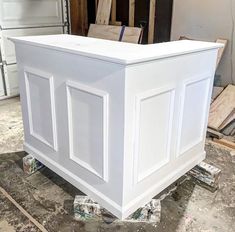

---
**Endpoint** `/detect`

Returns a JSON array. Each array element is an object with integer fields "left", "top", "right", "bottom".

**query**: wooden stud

[
  {"left": 111, "top": 0, "right": 117, "bottom": 23},
  {"left": 129, "top": 0, "right": 135, "bottom": 27},
  {"left": 148, "top": 0, "right": 156, "bottom": 44},
  {"left": 70, "top": 0, "right": 88, "bottom": 36},
  {"left": 95, "top": 0, "right": 99, "bottom": 15}
]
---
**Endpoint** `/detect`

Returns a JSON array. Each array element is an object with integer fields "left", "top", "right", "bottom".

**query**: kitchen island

[{"left": 11, "top": 35, "right": 221, "bottom": 219}]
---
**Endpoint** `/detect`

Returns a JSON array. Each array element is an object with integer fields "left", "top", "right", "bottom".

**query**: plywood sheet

[
  {"left": 208, "top": 84, "right": 235, "bottom": 130},
  {"left": 122, "top": 27, "right": 142, "bottom": 44},
  {"left": 95, "top": 0, "right": 112, "bottom": 25},
  {"left": 88, "top": 24, "right": 142, "bottom": 44},
  {"left": 88, "top": 24, "right": 120, "bottom": 41}
]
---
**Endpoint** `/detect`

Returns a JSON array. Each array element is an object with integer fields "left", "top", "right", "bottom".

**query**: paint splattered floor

[{"left": 0, "top": 97, "right": 235, "bottom": 232}]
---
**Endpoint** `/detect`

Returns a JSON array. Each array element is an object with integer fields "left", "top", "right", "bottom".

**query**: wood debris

[
  {"left": 207, "top": 83, "right": 235, "bottom": 149},
  {"left": 208, "top": 84, "right": 235, "bottom": 140}
]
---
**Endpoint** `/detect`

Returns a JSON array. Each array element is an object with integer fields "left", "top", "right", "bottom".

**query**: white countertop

[{"left": 10, "top": 34, "right": 222, "bottom": 65}]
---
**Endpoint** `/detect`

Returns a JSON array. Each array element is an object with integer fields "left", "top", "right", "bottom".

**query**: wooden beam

[
  {"left": 111, "top": 0, "right": 116, "bottom": 23},
  {"left": 95, "top": 0, "right": 112, "bottom": 25},
  {"left": 148, "top": 0, "right": 156, "bottom": 44},
  {"left": 95, "top": 0, "right": 99, "bottom": 15},
  {"left": 213, "top": 138, "right": 235, "bottom": 150},
  {"left": 129, "top": 0, "right": 135, "bottom": 27},
  {"left": 207, "top": 128, "right": 223, "bottom": 139},
  {"left": 70, "top": 0, "right": 88, "bottom": 36}
]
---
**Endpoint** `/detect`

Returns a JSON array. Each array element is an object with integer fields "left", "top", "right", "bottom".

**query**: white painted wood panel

[
  {"left": 177, "top": 75, "right": 211, "bottom": 156},
  {"left": 24, "top": 67, "right": 57, "bottom": 151},
  {"left": 0, "top": 0, "right": 64, "bottom": 29},
  {"left": 11, "top": 35, "right": 221, "bottom": 219},
  {"left": 66, "top": 81, "right": 109, "bottom": 181},
  {"left": 133, "top": 87, "right": 175, "bottom": 183}
]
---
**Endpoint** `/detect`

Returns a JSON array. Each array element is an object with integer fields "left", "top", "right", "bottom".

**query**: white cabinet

[{"left": 11, "top": 35, "right": 221, "bottom": 219}]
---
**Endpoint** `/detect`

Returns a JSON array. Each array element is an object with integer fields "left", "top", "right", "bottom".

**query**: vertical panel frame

[
  {"left": 24, "top": 66, "right": 58, "bottom": 151},
  {"left": 133, "top": 85, "right": 175, "bottom": 184},
  {"left": 176, "top": 73, "right": 212, "bottom": 156},
  {"left": 66, "top": 80, "right": 109, "bottom": 182}
]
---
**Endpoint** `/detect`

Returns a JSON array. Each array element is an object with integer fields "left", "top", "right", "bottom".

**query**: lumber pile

[
  {"left": 90, "top": 0, "right": 157, "bottom": 44},
  {"left": 208, "top": 85, "right": 235, "bottom": 135},
  {"left": 205, "top": 37, "right": 235, "bottom": 148},
  {"left": 89, "top": 0, "right": 143, "bottom": 44},
  {"left": 207, "top": 84, "right": 235, "bottom": 148}
]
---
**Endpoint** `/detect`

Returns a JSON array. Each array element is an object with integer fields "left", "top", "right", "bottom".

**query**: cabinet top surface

[{"left": 10, "top": 34, "right": 222, "bottom": 65}]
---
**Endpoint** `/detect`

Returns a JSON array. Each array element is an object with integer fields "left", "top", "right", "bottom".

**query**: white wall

[{"left": 171, "top": 0, "right": 235, "bottom": 86}]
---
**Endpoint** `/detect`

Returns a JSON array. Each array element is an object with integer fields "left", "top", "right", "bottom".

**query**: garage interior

[{"left": 0, "top": 0, "right": 234, "bottom": 232}]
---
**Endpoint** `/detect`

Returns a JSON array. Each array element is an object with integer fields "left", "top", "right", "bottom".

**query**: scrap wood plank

[
  {"left": 216, "top": 39, "right": 228, "bottom": 69},
  {"left": 121, "top": 26, "right": 142, "bottom": 44},
  {"left": 95, "top": 0, "right": 112, "bottom": 25},
  {"left": 221, "top": 119, "right": 235, "bottom": 136},
  {"left": 207, "top": 128, "right": 223, "bottom": 139},
  {"left": 211, "top": 86, "right": 224, "bottom": 102},
  {"left": 129, "top": 0, "right": 135, "bottom": 27},
  {"left": 88, "top": 24, "right": 142, "bottom": 44},
  {"left": 218, "top": 108, "right": 235, "bottom": 131},
  {"left": 88, "top": 24, "right": 120, "bottom": 41},
  {"left": 109, "top": 21, "right": 122, "bottom": 26},
  {"left": 208, "top": 84, "right": 235, "bottom": 130},
  {"left": 213, "top": 138, "right": 235, "bottom": 150},
  {"left": 148, "top": 0, "right": 156, "bottom": 44}
]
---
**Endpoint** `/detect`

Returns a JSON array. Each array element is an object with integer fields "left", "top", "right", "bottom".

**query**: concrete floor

[{"left": 0, "top": 97, "right": 235, "bottom": 232}]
